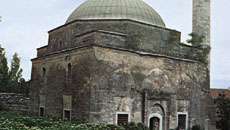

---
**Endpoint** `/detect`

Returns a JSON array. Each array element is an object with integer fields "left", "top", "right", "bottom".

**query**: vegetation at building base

[
  {"left": 0, "top": 111, "right": 121, "bottom": 130},
  {"left": 214, "top": 94, "right": 230, "bottom": 130},
  {"left": 0, "top": 45, "right": 29, "bottom": 96},
  {"left": 0, "top": 111, "right": 211, "bottom": 130},
  {"left": 173, "top": 125, "right": 204, "bottom": 130},
  {"left": 191, "top": 125, "right": 203, "bottom": 130},
  {"left": 0, "top": 111, "right": 153, "bottom": 130}
]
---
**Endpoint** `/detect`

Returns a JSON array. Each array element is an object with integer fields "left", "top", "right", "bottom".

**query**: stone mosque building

[{"left": 30, "top": 0, "right": 212, "bottom": 130}]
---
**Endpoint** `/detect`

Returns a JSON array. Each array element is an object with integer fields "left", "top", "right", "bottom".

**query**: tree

[
  {"left": 187, "top": 33, "right": 205, "bottom": 47},
  {"left": 8, "top": 53, "right": 23, "bottom": 92},
  {"left": 186, "top": 33, "right": 210, "bottom": 64},
  {"left": 9, "top": 53, "right": 23, "bottom": 81},
  {"left": 0, "top": 45, "right": 27, "bottom": 94},
  {"left": 0, "top": 45, "right": 9, "bottom": 92},
  {"left": 215, "top": 94, "right": 230, "bottom": 130}
]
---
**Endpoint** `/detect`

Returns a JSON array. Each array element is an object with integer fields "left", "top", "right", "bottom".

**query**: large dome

[{"left": 66, "top": 0, "right": 165, "bottom": 27}]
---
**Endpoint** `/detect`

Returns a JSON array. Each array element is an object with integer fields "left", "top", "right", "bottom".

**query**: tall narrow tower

[
  {"left": 193, "top": 0, "right": 211, "bottom": 46},
  {"left": 193, "top": 1, "right": 211, "bottom": 129}
]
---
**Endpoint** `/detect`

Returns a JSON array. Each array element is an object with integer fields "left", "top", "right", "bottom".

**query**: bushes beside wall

[
  {"left": 0, "top": 112, "right": 151, "bottom": 130},
  {"left": 122, "top": 122, "right": 149, "bottom": 130},
  {"left": 0, "top": 111, "right": 209, "bottom": 130}
]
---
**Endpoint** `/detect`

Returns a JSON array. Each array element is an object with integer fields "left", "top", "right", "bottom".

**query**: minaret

[
  {"left": 192, "top": 1, "right": 211, "bottom": 129},
  {"left": 193, "top": 0, "right": 211, "bottom": 70},
  {"left": 193, "top": 0, "right": 211, "bottom": 46}
]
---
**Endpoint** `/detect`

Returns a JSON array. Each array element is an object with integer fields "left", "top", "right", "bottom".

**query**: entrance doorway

[
  {"left": 150, "top": 117, "right": 160, "bottom": 130},
  {"left": 148, "top": 113, "right": 163, "bottom": 130}
]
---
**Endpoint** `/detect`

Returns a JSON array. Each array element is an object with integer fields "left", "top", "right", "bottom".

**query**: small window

[
  {"left": 59, "top": 41, "right": 62, "bottom": 48},
  {"left": 42, "top": 68, "right": 46, "bottom": 77},
  {"left": 117, "top": 113, "right": 129, "bottom": 125},
  {"left": 39, "top": 107, "right": 45, "bottom": 117},
  {"left": 177, "top": 113, "right": 187, "bottom": 130},
  {"left": 63, "top": 110, "right": 71, "bottom": 121},
  {"left": 39, "top": 95, "right": 46, "bottom": 117},
  {"left": 67, "top": 63, "right": 72, "bottom": 79}
]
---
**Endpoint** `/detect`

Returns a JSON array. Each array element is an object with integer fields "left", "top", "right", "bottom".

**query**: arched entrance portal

[{"left": 148, "top": 113, "right": 163, "bottom": 130}]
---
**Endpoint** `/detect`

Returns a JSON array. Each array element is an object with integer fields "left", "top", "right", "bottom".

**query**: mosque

[{"left": 30, "top": 0, "right": 211, "bottom": 130}]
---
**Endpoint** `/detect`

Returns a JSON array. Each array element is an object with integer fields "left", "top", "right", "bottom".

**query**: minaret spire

[{"left": 193, "top": 0, "right": 211, "bottom": 46}]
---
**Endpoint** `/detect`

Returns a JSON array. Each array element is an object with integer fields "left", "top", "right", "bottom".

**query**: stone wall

[
  {"left": 0, "top": 93, "right": 30, "bottom": 114},
  {"left": 30, "top": 47, "right": 94, "bottom": 119},
  {"left": 91, "top": 47, "right": 208, "bottom": 128}
]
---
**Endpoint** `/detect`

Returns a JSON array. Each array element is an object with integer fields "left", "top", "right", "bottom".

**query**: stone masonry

[
  {"left": 30, "top": 0, "right": 211, "bottom": 130},
  {"left": 0, "top": 93, "right": 30, "bottom": 114}
]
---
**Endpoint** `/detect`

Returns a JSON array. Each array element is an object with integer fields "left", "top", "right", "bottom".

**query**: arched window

[
  {"left": 67, "top": 63, "right": 72, "bottom": 80},
  {"left": 39, "top": 95, "right": 46, "bottom": 117},
  {"left": 42, "top": 67, "right": 46, "bottom": 77},
  {"left": 59, "top": 41, "right": 62, "bottom": 49}
]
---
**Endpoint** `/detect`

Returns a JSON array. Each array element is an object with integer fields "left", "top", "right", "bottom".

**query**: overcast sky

[{"left": 0, "top": 0, "right": 229, "bottom": 89}]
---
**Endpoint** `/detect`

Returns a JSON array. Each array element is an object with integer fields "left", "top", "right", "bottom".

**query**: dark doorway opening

[
  {"left": 63, "top": 110, "right": 71, "bottom": 121},
  {"left": 39, "top": 107, "right": 45, "bottom": 117},
  {"left": 149, "top": 117, "right": 160, "bottom": 130}
]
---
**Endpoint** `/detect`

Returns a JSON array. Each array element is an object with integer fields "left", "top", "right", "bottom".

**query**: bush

[
  {"left": 74, "top": 123, "right": 125, "bottom": 130},
  {"left": 192, "top": 125, "right": 203, "bottom": 130},
  {"left": 0, "top": 112, "right": 126, "bottom": 130},
  {"left": 0, "top": 112, "right": 153, "bottom": 130},
  {"left": 42, "top": 123, "right": 125, "bottom": 130},
  {"left": 122, "top": 122, "right": 149, "bottom": 130}
]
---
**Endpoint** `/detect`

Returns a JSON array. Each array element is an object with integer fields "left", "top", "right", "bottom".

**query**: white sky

[{"left": 0, "top": 0, "right": 229, "bottom": 89}]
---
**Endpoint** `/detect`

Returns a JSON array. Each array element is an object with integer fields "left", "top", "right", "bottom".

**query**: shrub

[
  {"left": 0, "top": 112, "right": 126, "bottom": 130},
  {"left": 0, "top": 112, "right": 153, "bottom": 130},
  {"left": 75, "top": 123, "right": 125, "bottom": 130},
  {"left": 192, "top": 125, "right": 203, "bottom": 130},
  {"left": 43, "top": 123, "right": 125, "bottom": 130},
  {"left": 122, "top": 122, "right": 149, "bottom": 130}
]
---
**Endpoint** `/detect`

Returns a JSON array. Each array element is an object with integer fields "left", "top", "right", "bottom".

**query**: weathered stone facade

[{"left": 30, "top": 0, "right": 211, "bottom": 130}]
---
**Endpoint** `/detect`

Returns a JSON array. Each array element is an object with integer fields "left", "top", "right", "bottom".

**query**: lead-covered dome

[{"left": 66, "top": 0, "right": 165, "bottom": 27}]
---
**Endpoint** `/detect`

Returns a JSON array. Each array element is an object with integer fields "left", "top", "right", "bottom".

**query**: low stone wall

[{"left": 0, "top": 93, "right": 30, "bottom": 114}]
